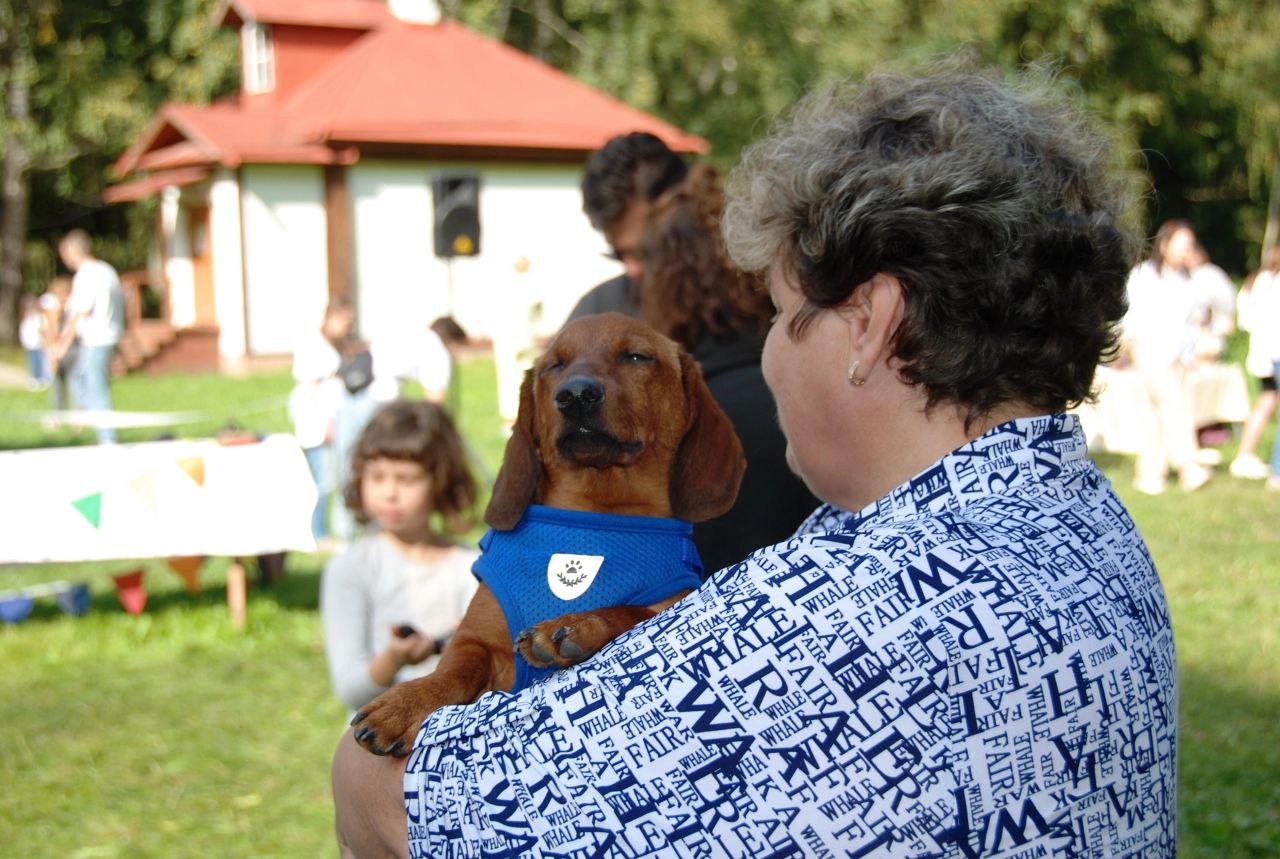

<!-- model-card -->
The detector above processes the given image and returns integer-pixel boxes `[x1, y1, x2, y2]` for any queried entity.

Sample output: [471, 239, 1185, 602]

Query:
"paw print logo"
[557, 559, 587, 587]
[548, 553, 603, 600]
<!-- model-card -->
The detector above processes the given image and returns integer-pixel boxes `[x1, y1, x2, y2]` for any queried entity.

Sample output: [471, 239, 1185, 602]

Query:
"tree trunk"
[0, 16, 31, 343]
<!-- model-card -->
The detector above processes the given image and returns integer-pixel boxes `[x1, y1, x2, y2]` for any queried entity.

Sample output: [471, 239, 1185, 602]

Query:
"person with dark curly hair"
[333, 64, 1175, 858]
[567, 132, 689, 321]
[320, 400, 480, 717]
[639, 164, 817, 572]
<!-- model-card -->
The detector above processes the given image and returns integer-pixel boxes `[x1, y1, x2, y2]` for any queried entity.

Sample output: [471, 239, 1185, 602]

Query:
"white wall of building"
[240, 165, 329, 354]
[209, 169, 248, 361]
[160, 185, 196, 328]
[348, 160, 619, 346]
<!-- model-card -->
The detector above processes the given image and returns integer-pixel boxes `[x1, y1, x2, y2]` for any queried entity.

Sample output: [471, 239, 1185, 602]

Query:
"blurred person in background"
[18, 295, 50, 390]
[321, 401, 480, 719]
[55, 229, 124, 444]
[1122, 219, 1212, 493]
[568, 132, 689, 322]
[1231, 246, 1280, 486]
[290, 299, 356, 546]
[638, 163, 818, 572]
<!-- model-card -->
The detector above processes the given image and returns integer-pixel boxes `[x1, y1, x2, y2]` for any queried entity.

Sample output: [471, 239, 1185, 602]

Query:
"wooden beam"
[325, 164, 352, 303]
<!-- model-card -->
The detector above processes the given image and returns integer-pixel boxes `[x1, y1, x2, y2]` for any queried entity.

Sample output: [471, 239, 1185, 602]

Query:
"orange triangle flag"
[129, 472, 159, 510]
[178, 457, 205, 487]
[167, 556, 204, 595]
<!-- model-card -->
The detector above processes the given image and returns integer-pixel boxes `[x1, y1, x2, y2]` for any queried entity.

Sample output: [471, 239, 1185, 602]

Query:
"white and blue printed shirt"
[405, 413, 1177, 858]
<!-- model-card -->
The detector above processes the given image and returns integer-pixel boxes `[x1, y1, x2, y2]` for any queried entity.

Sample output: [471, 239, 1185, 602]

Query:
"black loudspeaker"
[433, 174, 481, 258]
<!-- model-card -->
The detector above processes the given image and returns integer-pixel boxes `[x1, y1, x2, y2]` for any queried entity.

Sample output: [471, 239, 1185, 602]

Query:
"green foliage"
[7, 0, 238, 291]
[454, 0, 1280, 272]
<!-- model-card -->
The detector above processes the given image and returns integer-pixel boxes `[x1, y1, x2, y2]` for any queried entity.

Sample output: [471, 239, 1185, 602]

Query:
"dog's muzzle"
[555, 376, 604, 423]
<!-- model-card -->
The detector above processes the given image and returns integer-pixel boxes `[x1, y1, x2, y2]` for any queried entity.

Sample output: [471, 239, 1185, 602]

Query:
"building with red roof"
[110, 0, 704, 366]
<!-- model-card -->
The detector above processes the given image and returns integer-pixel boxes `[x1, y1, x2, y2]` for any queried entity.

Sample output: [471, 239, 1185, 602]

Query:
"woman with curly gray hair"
[333, 65, 1176, 859]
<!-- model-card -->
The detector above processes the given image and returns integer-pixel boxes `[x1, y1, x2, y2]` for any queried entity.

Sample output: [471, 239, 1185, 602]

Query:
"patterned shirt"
[404, 413, 1177, 858]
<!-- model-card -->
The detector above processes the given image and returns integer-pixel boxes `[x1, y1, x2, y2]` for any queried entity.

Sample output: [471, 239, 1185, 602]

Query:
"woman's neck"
[836, 393, 1041, 513]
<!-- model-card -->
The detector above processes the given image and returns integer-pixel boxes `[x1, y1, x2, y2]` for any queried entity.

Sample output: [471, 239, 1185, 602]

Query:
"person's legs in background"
[304, 443, 331, 539]
[1268, 362, 1280, 491]
[26, 349, 48, 390]
[329, 390, 381, 541]
[1232, 376, 1277, 480]
[72, 345, 118, 444]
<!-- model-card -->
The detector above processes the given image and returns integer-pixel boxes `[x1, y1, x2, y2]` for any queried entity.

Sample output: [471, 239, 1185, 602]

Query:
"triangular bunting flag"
[178, 457, 205, 487]
[112, 570, 147, 616]
[166, 556, 204, 595]
[129, 471, 159, 510]
[72, 493, 103, 529]
[0, 593, 34, 624]
[55, 583, 92, 616]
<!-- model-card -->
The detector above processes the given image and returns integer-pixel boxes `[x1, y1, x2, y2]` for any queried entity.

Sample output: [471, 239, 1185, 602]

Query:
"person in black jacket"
[639, 164, 819, 572]
[567, 132, 689, 322]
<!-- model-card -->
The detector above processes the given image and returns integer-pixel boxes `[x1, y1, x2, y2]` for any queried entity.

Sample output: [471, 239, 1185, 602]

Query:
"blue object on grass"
[0, 594, 35, 624]
[56, 583, 92, 616]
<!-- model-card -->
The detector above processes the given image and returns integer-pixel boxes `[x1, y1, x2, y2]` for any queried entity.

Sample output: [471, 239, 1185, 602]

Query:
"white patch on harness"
[547, 553, 604, 601]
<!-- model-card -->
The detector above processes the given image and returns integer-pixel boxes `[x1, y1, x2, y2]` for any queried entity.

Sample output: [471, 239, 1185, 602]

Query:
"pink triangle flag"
[112, 570, 147, 616]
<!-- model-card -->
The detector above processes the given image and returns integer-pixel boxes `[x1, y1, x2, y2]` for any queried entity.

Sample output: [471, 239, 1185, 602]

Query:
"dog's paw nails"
[515, 627, 532, 645]
[558, 637, 584, 660]
[551, 625, 571, 643]
[350, 711, 367, 727]
[529, 640, 556, 665]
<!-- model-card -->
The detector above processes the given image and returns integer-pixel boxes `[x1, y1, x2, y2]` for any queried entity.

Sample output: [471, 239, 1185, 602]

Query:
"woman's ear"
[670, 352, 747, 522]
[483, 370, 542, 530]
[846, 273, 906, 376]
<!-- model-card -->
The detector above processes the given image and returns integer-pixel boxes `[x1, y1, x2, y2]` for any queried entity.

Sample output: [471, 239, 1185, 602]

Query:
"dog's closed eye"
[621, 352, 655, 364]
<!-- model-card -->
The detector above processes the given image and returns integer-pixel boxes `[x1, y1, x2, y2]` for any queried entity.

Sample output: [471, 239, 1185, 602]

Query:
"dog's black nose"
[555, 376, 604, 417]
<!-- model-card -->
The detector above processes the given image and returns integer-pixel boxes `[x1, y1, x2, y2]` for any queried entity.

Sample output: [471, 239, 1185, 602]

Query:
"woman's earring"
[847, 360, 866, 386]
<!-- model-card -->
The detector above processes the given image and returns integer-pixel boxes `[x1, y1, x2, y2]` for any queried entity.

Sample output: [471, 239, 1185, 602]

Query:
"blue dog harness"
[473, 505, 703, 693]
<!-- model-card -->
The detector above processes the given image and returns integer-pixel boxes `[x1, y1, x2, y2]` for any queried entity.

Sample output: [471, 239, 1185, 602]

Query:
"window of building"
[242, 22, 275, 94]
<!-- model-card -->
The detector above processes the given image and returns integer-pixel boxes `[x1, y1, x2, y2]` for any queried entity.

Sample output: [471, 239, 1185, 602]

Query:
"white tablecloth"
[1075, 363, 1252, 456]
[0, 434, 316, 564]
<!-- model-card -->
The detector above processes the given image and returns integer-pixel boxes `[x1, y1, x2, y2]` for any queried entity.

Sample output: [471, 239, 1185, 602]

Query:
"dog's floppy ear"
[484, 369, 542, 530]
[670, 351, 746, 523]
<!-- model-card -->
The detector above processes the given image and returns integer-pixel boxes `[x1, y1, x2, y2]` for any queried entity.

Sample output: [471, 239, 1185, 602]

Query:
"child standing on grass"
[320, 400, 481, 717]
[19, 295, 49, 390]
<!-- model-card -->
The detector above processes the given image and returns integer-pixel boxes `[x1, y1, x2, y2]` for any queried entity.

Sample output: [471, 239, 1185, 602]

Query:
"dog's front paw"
[350, 685, 430, 757]
[516, 612, 608, 669]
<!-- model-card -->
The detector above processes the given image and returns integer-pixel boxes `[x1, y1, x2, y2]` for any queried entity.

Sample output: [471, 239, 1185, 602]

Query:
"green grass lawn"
[1, 357, 1277, 857]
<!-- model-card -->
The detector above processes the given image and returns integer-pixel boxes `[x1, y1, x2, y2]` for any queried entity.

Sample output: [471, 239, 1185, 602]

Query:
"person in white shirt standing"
[290, 299, 356, 543]
[1121, 219, 1212, 494]
[55, 229, 124, 444]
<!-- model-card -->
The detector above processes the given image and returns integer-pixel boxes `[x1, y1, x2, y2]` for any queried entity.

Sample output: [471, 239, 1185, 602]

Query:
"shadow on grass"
[12, 555, 325, 625]
[1178, 663, 1280, 857]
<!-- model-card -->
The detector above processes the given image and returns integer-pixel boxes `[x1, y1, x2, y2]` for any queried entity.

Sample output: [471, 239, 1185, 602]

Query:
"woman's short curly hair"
[343, 400, 478, 532]
[722, 63, 1140, 425]
[640, 165, 774, 350]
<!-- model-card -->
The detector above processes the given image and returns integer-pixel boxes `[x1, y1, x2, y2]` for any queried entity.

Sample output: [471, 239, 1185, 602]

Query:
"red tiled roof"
[113, 14, 706, 182]
[283, 20, 706, 154]
[219, 0, 392, 30]
[103, 167, 212, 204]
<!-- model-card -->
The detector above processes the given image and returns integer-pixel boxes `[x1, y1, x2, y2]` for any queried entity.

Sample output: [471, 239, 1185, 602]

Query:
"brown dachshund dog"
[351, 313, 746, 756]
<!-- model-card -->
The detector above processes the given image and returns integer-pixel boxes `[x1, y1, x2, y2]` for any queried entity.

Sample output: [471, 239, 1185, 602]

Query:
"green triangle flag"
[72, 493, 103, 529]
